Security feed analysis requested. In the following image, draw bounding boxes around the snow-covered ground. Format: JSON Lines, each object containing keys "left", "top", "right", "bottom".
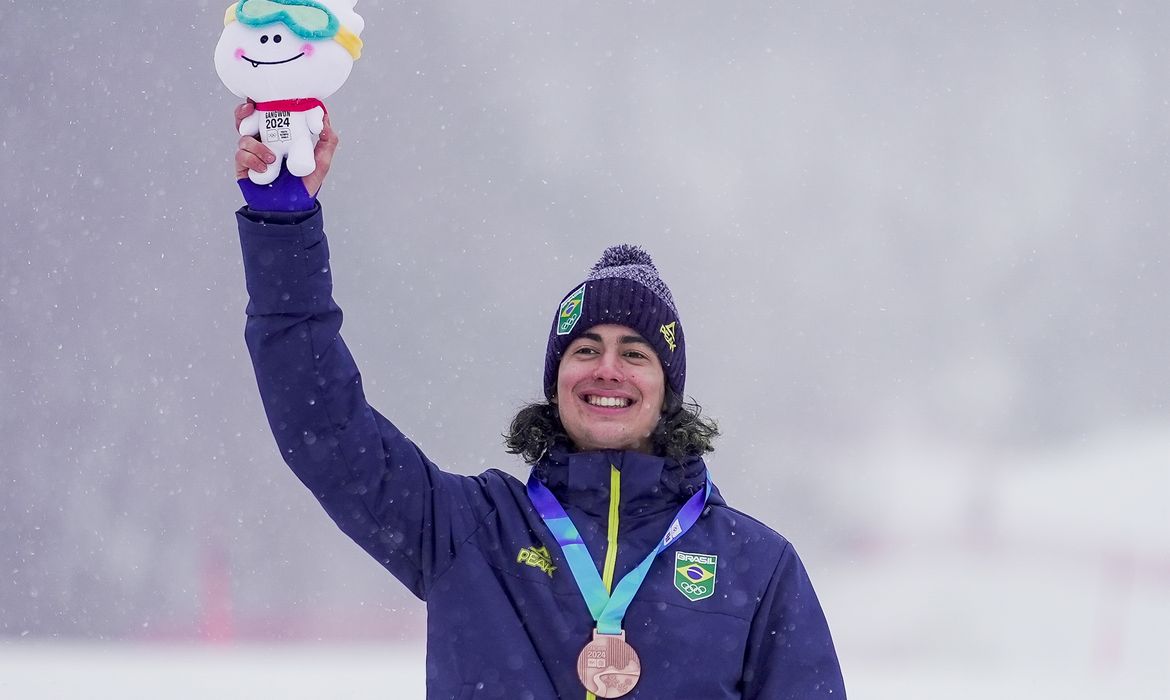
{"left": 0, "top": 644, "right": 425, "bottom": 699}
{"left": 823, "top": 421, "right": 1170, "bottom": 699}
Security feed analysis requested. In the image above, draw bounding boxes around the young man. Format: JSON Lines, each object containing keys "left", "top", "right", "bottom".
{"left": 233, "top": 103, "right": 845, "bottom": 698}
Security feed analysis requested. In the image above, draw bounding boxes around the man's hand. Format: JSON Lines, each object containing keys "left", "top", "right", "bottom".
{"left": 233, "top": 101, "right": 339, "bottom": 197}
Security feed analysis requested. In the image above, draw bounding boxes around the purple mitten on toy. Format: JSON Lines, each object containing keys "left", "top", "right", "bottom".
{"left": 238, "top": 164, "right": 316, "bottom": 212}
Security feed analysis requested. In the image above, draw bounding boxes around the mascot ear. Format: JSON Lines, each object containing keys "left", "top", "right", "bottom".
{"left": 341, "top": 0, "right": 365, "bottom": 35}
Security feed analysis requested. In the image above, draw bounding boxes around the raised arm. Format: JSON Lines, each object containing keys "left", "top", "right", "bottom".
{"left": 232, "top": 106, "right": 488, "bottom": 598}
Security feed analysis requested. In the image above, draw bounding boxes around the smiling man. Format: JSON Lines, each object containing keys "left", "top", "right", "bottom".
{"left": 554, "top": 324, "right": 665, "bottom": 454}
{"left": 233, "top": 109, "right": 845, "bottom": 698}
{"left": 545, "top": 255, "right": 675, "bottom": 456}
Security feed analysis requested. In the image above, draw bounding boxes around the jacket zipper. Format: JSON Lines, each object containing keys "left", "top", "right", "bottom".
{"left": 586, "top": 465, "right": 622, "bottom": 700}
{"left": 601, "top": 465, "right": 621, "bottom": 591}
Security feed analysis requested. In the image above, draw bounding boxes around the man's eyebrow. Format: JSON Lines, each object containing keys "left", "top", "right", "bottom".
{"left": 579, "top": 332, "right": 652, "bottom": 347}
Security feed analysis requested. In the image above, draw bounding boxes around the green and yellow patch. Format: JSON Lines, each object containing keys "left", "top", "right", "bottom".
{"left": 674, "top": 551, "right": 717, "bottom": 601}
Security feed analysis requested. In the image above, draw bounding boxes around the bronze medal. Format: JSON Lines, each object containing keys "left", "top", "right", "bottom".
{"left": 576, "top": 629, "right": 642, "bottom": 698}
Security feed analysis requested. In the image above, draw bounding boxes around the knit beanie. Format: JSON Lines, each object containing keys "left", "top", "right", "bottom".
{"left": 543, "top": 245, "right": 685, "bottom": 400}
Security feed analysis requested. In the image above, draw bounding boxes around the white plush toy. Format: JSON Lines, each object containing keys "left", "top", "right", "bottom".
{"left": 214, "top": 0, "right": 364, "bottom": 184}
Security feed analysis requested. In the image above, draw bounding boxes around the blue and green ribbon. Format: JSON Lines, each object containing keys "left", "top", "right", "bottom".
{"left": 526, "top": 470, "right": 711, "bottom": 634}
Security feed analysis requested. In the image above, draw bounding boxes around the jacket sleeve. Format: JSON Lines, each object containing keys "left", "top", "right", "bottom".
{"left": 236, "top": 204, "right": 488, "bottom": 600}
{"left": 741, "top": 542, "right": 847, "bottom": 699}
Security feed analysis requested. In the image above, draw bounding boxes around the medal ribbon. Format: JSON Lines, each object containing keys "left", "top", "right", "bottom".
{"left": 526, "top": 470, "right": 711, "bottom": 635}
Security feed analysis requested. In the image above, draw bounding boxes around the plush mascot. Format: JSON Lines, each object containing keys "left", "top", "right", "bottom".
{"left": 214, "top": 0, "right": 364, "bottom": 184}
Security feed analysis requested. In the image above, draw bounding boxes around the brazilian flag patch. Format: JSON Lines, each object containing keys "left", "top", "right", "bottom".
{"left": 674, "top": 551, "right": 717, "bottom": 601}
{"left": 557, "top": 284, "right": 586, "bottom": 335}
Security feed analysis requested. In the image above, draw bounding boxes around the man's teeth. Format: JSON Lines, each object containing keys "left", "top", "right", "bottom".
{"left": 249, "top": 60, "right": 260, "bottom": 68}
{"left": 587, "top": 396, "right": 631, "bottom": 408}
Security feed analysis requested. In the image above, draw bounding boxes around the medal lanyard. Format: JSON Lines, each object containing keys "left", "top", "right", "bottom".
{"left": 526, "top": 470, "right": 711, "bottom": 635}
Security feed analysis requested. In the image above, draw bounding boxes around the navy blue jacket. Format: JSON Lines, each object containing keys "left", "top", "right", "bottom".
{"left": 237, "top": 203, "right": 846, "bottom": 699}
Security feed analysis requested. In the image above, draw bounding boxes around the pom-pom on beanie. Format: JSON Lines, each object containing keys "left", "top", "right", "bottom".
{"left": 543, "top": 245, "right": 685, "bottom": 400}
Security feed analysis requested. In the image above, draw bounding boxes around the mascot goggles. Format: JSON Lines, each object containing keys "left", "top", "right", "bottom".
{"left": 224, "top": 0, "right": 362, "bottom": 60}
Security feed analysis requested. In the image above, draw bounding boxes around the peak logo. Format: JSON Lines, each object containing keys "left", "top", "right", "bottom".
{"left": 659, "top": 321, "right": 677, "bottom": 351}
{"left": 517, "top": 545, "right": 557, "bottom": 578}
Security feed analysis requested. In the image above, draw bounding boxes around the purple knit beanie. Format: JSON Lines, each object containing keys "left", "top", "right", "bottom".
{"left": 543, "top": 245, "right": 685, "bottom": 400}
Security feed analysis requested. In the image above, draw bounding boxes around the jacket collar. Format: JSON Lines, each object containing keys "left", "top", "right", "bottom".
{"left": 531, "top": 443, "right": 719, "bottom": 519}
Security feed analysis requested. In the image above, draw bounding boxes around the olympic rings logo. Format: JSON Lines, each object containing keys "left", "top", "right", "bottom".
{"left": 678, "top": 581, "right": 709, "bottom": 596}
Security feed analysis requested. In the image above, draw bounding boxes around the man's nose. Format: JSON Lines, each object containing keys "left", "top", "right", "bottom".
{"left": 592, "top": 350, "right": 625, "bottom": 382}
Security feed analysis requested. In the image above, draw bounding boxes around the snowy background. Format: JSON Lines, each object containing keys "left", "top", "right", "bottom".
{"left": 2, "top": 0, "right": 1168, "bottom": 697}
